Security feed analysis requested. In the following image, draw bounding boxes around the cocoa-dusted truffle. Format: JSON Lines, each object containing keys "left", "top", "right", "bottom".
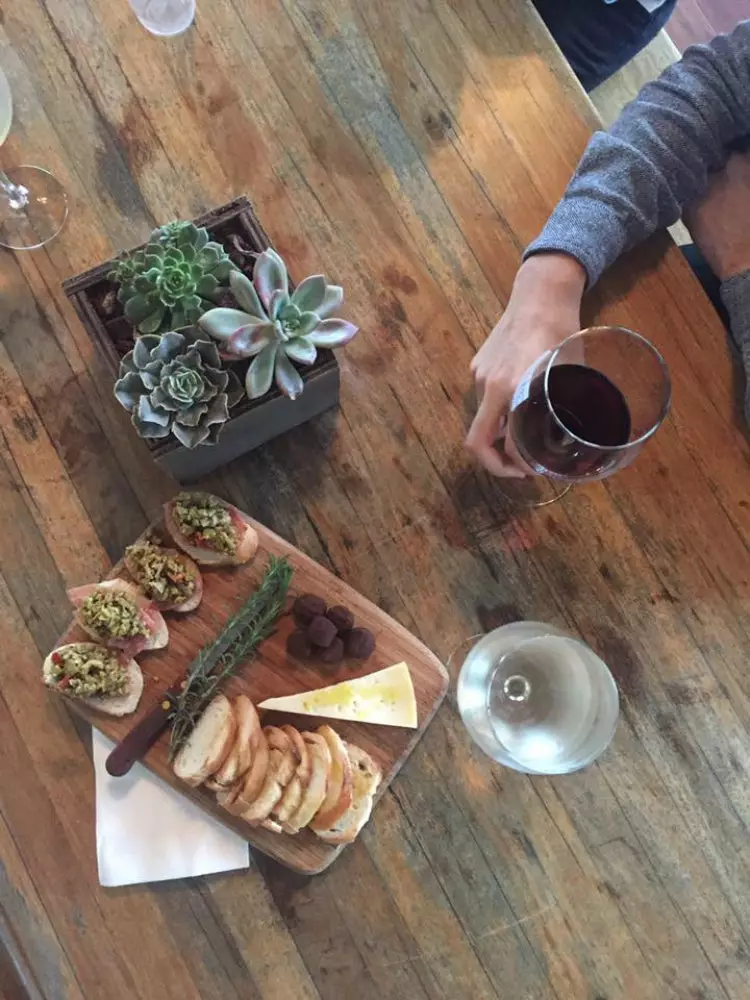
{"left": 344, "top": 627, "right": 375, "bottom": 660}
{"left": 286, "top": 629, "right": 313, "bottom": 659}
{"left": 318, "top": 636, "right": 344, "bottom": 665}
{"left": 293, "top": 593, "right": 326, "bottom": 626}
{"left": 326, "top": 604, "right": 354, "bottom": 634}
{"left": 307, "top": 614, "right": 338, "bottom": 649}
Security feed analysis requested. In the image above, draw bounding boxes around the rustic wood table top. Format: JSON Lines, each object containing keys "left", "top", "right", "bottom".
{"left": 2, "top": 1, "right": 750, "bottom": 999}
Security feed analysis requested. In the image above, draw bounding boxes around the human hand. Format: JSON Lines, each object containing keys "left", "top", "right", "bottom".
{"left": 684, "top": 151, "right": 750, "bottom": 282}
{"left": 466, "top": 253, "right": 586, "bottom": 477}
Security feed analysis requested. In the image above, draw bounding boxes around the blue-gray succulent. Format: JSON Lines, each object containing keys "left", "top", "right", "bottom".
{"left": 114, "top": 331, "right": 243, "bottom": 448}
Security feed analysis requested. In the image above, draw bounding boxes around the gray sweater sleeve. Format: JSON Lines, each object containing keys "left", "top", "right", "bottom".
{"left": 525, "top": 21, "right": 750, "bottom": 290}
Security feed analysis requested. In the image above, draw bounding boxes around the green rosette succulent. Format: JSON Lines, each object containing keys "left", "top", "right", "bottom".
{"left": 114, "top": 331, "right": 243, "bottom": 449}
{"left": 198, "top": 248, "right": 358, "bottom": 401}
{"left": 109, "top": 221, "right": 234, "bottom": 336}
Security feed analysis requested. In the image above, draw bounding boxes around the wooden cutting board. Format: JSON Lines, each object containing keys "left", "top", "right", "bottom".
{"left": 54, "top": 512, "right": 449, "bottom": 874}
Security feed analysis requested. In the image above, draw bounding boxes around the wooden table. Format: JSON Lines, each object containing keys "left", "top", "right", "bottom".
{"left": 2, "top": 2, "right": 749, "bottom": 999}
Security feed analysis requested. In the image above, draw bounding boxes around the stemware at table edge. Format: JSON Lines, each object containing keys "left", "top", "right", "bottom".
{"left": 0, "top": 65, "right": 68, "bottom": 250}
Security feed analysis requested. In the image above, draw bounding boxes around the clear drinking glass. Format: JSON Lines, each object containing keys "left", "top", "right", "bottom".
{"left": 0, "top": 66, "right": 68, "bottom": 250}
{"left": 507, "top": 325, "right": 671, "bottom": 491}
{"left": 457, "top": 622, "right": 619, "bottom": 774}
{"left": 128, "top": 0, "right": 196, "bottom": 36}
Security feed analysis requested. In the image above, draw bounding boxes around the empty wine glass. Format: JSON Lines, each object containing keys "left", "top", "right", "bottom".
{"left": 457, "top": 622, "right": 619, "bottom": 774}
{"left": 507, "top": 326, "right": 671, "bottom": 490}
{"left": 0, "top": 66, "right": 68, "bottom": 250}
{"left": 128, "top": 0, "right": 196, "bottom": 36}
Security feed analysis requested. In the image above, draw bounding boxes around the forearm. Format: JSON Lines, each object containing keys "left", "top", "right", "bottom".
{"left": 721, "top": 271, "right": 750, "bottom": 371}
{"left": 526, "top": 22, "right": 750, "bottom": 286}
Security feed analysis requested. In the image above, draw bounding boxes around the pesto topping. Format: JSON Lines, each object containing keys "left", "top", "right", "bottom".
{"left": 79, "top": 590, "right": 147, "bottom": 639}
{"left": 50, "top": 645, "right": 128, "bottom": 698}
{"left": 126, "top": 540, "right": 197, "bottom": 604}
{"left": 173, "top": 493, "right": 236, "bottom": 554}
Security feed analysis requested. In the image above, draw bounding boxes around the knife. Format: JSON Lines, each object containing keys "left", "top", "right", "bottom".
{"left": 105, "top": 684, "right": 181, "bottom": 776}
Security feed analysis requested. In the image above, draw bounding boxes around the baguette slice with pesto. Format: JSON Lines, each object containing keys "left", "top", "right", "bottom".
{"left": 68, "top": 578, "right": 169, "bottom": 656}
{"left": 43, "top": 642, "right": 144, "bottom": 716}
{"left": 124, "top": 539, "right": 203, "bottom": 613}
{"left": 164, "top": 492, "right": 259, "bottom": 567}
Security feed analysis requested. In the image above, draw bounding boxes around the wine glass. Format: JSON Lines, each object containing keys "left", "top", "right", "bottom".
{"left": 507, "top": 325, "right": 671, "bottom": 490}
{"left": 0, "top": 65, "right": 68, "bottom": 250}
{"left": 128, "top": 0, "right": 196, "bottom": 36}
{"left": 456, "top": 622, "right": 619, "bottom": 774}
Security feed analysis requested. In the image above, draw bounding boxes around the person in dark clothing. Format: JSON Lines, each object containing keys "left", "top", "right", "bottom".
{"left": 532, "top": 0, "right": 678, "bottom": 91}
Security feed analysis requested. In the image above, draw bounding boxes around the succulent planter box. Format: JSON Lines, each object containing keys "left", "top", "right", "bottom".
{"left": 63, "top": 197, "right": 340, "bottom": 482}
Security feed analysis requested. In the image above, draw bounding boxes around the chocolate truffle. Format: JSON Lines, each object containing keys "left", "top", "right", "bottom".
{"left": 293, "top": 593, "right": 326, "bottom": 626}
{"left": 307, "top": 614, "right": 338, "bottom": 649}
{"left": 318, "top": 636, "right": 344, "bottom": 665}
{"left": 344, "top": 627, "right": 375, "bottom": 660}
{"left": 326, "top": 604, "right": 354, "bottom": 634}
{"left": 286, "top": 629, "right": 313, "bottom": 659}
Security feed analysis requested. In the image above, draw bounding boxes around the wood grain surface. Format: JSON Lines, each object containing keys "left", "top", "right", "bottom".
{"left": 57, "top": 514, "right": 448, "bottom": 874}
{"left": 2, "top": 0, "right": 750, "bottom": 998}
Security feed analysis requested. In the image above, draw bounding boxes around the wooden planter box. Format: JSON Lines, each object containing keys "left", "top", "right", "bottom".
{"left": 63, "top": 196, "right": 340, "bottom": 482}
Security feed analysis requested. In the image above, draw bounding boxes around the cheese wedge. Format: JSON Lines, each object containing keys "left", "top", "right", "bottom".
{"left": 258, "top": 662, "right": 418, "bottom": 728}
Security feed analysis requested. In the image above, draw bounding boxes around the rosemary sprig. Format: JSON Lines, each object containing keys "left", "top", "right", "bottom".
{"left": 168, "top": 555, "right": 293, "bottom": 759}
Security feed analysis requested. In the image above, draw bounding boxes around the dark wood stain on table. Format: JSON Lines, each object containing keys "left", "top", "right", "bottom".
{"left": 2, "top": 0, "right": 750, "bottom": 997}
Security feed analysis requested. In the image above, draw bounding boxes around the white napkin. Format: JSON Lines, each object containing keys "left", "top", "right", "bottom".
{"left": 92, "top": 730, "right": 250, "bottom": 887}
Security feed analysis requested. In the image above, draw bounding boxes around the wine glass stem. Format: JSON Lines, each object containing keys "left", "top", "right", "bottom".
{"left": 0, "top": 169, "right": 29, "bottom": 210}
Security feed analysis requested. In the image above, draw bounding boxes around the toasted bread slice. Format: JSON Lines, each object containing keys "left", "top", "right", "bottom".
{"left": 273, "top": 775, "right": 303, "bottom": 824}
{"left": 68, "top": 578, "right": 169, "bottom": 655}
{"left": 314, "top": 744, "right": 382, "bottom": 845}
{"left": 271, "top": 725, "right": 311, "bottom": 824}
{"left": 242, "top": 748, "right": 288, "bottom": 824}
{"left": 234, "top": 695, "right": 261, "bottom": 774}
{"left": 282, "top": 725, "right": 311, "bottom": 784}
{"left": 42, "top": 644, "right": 143, "bottom": 717}
{"left": 164, "top": 494, "right": 259, "bottom": 567}
{"left": 172, "top": 694, "right": 236, "bottom": 787}
{"left": 310, "top": 725, "right": 353, "bottom": 831}
{"left": 230, "top": 734, "right": 270, "bottom": 815}
{"left": 284, "top": 733, "right": 331, "bottom": 833}
{"left": 216, "top": 780, "right": 243, "bottom": 810}
{"left": 213, "top": 742, "right": 242, "bottom": 788}
{"left": 263, "top": 726, "right": 296, "bottom": 785}
{"left": 124, "top": 541, "right": 203, "bottom": 613}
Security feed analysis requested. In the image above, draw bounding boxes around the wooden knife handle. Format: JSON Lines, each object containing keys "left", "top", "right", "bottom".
{"left": 105, "top": 694, "right": 176, "bottom": 776}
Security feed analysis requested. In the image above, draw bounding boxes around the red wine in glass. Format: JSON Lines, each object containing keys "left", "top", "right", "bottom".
{"left": 511, "top": 363, "right": 632, "bottom": 479}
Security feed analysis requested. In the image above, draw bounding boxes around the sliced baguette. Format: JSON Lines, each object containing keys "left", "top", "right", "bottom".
{"left": 230, "top": 734, "right": 270, "bottom": 815}
{"left": 271, "top": 725, "right": 311, "bottom": 824}
{"left": 164, "top": 494, "right": 259, "bottom": 567}
{"left": 309, "top": 725, "right": 353, "bottom": 831}
{"left": 263, "top": 726, "right": 296, "bottom": 785}
{"left": 213, "top": 742, "right": 242, "bottom": 788}
{"left": 282, "top": 725, "right": 311, "bottom": 784}
{"left": 283, "top": 732, "right": 331, "bottom": 834}
{"left": 42, "top": 645, "right": 143, "bottom": 717}
{"left": 313, "top": 744, "right": 382, "bottom": 845}
{"left": 172, "top": 694, "right": 236, "bottom": 787}
{"left": 234, "top": 695, "right": 261, "bottom": 774}
{"left": 242, "top": 748, "right": 288, "bottom": 824}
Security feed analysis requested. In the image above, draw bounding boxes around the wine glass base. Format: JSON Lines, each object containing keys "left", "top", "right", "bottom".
{"left": 0, "top": 166, "right": 68, "bottom": 249}
{"left": 499, "top": 477, "right": 573, "bottom": 509}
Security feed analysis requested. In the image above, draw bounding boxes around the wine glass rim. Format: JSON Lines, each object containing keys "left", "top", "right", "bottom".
{"left": 543, "top": 325, "right": 671, "bottom": 451}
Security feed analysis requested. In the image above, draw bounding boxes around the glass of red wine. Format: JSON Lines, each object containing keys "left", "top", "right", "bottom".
{"left": 507, "top": 326, "right": 671, "bottom": 490}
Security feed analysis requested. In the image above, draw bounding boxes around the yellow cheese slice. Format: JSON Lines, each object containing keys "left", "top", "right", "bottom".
{"left": 258, "top": 662, "right": 418, "bottom": 728}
